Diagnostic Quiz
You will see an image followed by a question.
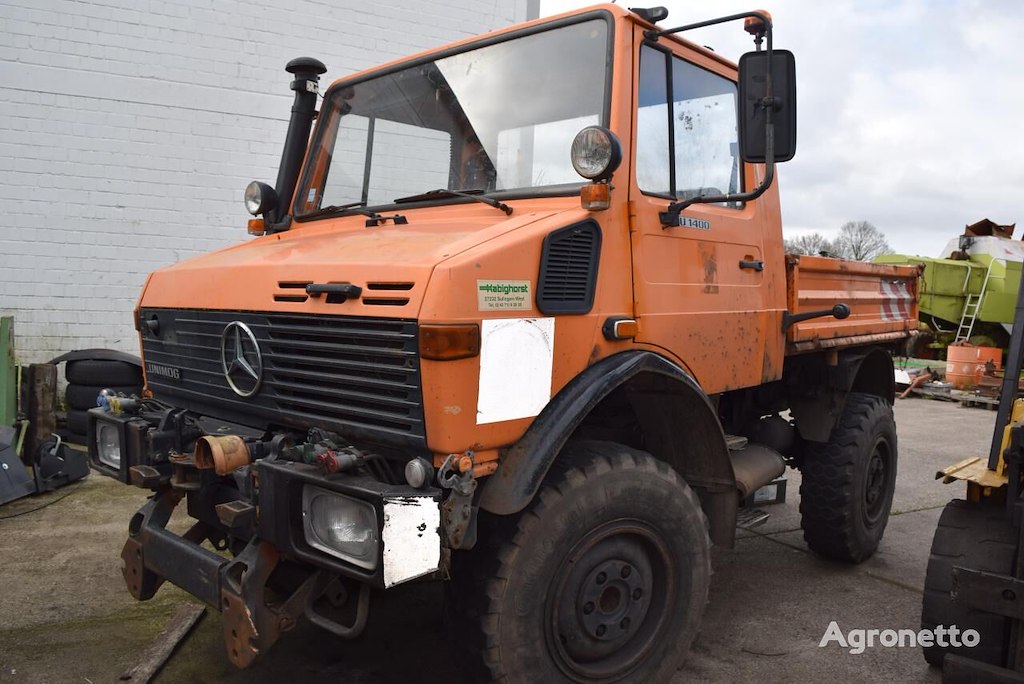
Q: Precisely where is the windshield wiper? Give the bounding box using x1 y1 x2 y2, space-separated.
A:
307 201 407 226
393 189 513 215
307 201 376 218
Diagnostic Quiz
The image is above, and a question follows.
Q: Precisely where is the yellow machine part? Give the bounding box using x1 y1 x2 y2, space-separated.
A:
935 398 1024 501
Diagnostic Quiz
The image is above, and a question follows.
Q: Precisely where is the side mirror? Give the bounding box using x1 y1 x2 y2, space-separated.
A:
737 49 796 163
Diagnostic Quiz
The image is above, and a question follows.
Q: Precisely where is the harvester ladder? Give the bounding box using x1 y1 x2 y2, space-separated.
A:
955 264 997 343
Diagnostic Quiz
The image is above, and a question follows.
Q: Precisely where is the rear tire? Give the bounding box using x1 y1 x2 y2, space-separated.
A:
451 441 711 683
66 409 89 436
799 392 898 563
65 359 142 386
921 498 1015 667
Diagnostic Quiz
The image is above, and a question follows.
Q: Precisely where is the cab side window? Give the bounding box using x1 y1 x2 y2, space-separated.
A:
636 45 741 205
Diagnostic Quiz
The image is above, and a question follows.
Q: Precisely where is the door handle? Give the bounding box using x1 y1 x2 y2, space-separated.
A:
738 259 764 272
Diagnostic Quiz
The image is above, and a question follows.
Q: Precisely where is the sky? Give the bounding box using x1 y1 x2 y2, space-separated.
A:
538 0 1023 257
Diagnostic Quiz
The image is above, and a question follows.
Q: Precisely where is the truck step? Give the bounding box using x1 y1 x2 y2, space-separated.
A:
736 508 771 529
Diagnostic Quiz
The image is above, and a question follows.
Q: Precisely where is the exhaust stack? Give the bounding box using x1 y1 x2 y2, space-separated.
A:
269 56 327 228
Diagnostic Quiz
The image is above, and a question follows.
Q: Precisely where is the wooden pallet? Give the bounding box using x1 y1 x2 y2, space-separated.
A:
909 384 957 402
951 389 1000 410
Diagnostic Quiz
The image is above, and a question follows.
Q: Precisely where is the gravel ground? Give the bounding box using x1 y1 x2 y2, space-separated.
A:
0 397 995 683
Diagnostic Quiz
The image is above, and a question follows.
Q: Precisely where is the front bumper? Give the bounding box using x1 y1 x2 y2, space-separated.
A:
88 405 444 584
123 461 443 589
112 415 443 668
95 401 444 589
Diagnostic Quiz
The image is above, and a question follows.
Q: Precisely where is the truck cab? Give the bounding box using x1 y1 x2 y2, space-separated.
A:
90 6 917 681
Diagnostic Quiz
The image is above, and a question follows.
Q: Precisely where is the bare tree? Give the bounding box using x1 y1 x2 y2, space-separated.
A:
833 221 892 261
784 232 836 256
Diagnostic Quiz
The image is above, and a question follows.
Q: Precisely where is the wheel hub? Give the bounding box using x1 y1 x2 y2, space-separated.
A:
548 522 670 680
577 558 648 643
863 439 890 524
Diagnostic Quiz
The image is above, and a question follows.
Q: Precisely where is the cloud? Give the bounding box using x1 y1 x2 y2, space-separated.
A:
540 0 1023 256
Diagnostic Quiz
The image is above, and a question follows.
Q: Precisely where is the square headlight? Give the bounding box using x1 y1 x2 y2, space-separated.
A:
302 486 379 570
95 420 122 469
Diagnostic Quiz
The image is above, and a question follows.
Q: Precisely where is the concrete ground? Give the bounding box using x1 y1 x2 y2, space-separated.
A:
0 398 995 683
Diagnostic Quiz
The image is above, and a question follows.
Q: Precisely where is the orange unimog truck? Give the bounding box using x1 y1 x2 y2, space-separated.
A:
88 5 918 681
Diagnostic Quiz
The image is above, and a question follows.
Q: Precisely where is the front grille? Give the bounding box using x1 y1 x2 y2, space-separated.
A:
140 308 424 448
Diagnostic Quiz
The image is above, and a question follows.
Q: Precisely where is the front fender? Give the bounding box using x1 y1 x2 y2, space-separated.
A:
478 351 734 519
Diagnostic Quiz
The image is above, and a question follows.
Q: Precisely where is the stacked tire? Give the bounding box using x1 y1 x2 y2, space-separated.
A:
63 358 143 444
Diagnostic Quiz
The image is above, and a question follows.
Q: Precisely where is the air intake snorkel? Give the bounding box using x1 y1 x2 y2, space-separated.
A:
267 57 327 231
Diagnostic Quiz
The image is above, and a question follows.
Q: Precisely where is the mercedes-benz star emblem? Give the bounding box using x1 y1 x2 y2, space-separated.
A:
220 321 263 397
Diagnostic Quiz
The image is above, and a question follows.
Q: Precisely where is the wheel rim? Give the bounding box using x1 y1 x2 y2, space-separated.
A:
862 436 891 525
546 521 675 681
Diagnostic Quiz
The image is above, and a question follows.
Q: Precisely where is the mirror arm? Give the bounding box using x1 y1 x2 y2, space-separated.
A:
655 10 779 228
659 158 775 227
644 10 774 41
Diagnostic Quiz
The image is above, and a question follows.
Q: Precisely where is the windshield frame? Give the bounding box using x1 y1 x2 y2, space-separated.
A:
292 9 615 222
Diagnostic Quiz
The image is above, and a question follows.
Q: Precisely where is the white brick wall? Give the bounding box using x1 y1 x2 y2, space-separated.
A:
0 0 537 363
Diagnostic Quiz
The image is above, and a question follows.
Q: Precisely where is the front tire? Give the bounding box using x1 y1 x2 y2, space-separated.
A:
454 441 711 683
800 392 898 563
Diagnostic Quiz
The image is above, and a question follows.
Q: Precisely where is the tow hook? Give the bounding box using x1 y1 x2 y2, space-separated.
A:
220 540 335 669
438 452 478 550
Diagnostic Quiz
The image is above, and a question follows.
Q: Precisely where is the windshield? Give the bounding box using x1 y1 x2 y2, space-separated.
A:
295 17 610 217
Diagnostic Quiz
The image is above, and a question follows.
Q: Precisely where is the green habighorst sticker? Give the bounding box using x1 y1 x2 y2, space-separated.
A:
477 280 531 311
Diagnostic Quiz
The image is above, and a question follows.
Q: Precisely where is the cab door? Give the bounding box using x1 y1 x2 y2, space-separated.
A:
628 33 784 393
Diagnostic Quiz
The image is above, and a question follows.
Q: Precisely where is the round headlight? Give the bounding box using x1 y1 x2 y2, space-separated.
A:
244 181 278 216
570 126 622 181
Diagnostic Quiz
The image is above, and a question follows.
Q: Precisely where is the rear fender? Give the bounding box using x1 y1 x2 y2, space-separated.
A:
787 347 895 443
